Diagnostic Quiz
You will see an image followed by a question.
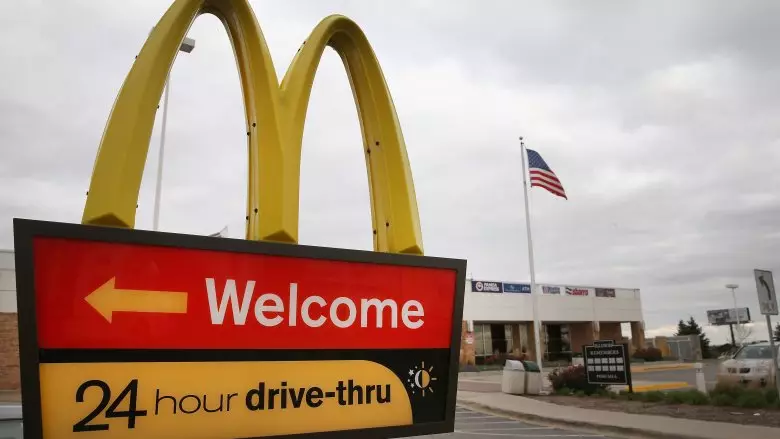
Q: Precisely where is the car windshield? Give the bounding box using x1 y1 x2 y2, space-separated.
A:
733 345 775 359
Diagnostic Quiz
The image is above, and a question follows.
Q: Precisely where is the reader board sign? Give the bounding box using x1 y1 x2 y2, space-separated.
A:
13 219 466 439
583 342 630 385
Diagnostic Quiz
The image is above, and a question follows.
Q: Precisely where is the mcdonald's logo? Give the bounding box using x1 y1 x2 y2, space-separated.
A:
82 0 423 255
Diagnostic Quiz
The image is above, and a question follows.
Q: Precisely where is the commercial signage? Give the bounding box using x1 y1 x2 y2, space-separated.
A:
542 286 561 295
706 308 752 326
565 287 591 296
584 341 632 388
503 283 531 294
471 280 502 293
594 288 616 298
14 219 466 439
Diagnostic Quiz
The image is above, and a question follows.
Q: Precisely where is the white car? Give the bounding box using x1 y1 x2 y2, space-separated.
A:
716 342 779 388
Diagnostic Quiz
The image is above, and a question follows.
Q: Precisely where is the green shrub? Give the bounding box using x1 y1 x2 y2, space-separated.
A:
642 391 665 402
711 393 735 406
574 390 587 397
710 382 744 400
735 390 768 409
555 387 573 396
683 390 709 405
632 347 663 362
764 388 779 405
664 391 688 404
548 365 606 395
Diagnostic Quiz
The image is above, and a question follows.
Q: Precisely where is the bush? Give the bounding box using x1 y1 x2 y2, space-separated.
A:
683 390 710 405
711 393 735 406
548 365 605 395
664 391 688 404
574 390 586 397
736 390 768 409
710 382 744 400
555 387 573 396
641 391 665 402
765 388 779 405
633 347 663 362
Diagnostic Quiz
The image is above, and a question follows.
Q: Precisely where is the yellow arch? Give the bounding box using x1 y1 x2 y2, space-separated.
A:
82 0 423 255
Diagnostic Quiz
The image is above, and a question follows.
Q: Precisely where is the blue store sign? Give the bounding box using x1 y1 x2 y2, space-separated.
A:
503 283 531 293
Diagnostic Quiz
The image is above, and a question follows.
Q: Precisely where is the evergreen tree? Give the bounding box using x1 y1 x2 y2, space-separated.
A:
674 316 711 358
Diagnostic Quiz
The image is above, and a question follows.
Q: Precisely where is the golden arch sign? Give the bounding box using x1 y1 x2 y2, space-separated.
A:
82 0 423 255
11 3 466 439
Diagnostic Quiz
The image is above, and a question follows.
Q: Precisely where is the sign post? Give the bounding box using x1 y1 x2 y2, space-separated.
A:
14 219 466 439
754 269 779 395
583 340 632 393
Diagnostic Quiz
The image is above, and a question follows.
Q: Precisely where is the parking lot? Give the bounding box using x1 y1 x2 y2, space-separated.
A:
424 406 616 438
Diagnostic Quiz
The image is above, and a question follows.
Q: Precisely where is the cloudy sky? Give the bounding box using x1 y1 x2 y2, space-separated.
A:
1 0 778 341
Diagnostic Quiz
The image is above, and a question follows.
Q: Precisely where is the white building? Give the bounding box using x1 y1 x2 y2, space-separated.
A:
461 279 646 366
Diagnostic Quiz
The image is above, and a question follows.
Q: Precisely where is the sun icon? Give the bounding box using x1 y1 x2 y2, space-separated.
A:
406 361 437 397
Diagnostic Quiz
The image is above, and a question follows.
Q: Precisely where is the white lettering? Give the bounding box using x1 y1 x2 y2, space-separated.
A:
360 299 398 328
205 278 255 325
330 297 357 328
288 283 298 327
301 296 327 327
205 278 427 330
254 293 284 326
401 300 424 329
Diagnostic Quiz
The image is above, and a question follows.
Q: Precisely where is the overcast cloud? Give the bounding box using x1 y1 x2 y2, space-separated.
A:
1 0 778 341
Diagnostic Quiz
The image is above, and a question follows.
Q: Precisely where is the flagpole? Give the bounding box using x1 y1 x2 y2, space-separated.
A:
520 136 543 369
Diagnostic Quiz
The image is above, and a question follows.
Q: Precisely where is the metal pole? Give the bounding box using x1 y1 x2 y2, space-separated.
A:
730 286 741 345
767 314 780 395
152 76 171 231
520 137 543 369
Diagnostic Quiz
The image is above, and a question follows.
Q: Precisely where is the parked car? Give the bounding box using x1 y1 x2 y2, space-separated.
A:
715 342 779 388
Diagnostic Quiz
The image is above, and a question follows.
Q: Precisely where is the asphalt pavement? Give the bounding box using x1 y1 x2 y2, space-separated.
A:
417 406 618 439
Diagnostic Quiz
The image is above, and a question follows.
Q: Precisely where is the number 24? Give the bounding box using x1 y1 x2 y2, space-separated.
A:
73 379 148 432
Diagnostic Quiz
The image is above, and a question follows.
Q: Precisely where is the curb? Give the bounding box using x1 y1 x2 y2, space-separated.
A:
456 398 705 439
631 381 691 392
632 364 695 373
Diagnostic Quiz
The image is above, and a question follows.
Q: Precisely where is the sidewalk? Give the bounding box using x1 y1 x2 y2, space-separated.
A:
456 390 780 439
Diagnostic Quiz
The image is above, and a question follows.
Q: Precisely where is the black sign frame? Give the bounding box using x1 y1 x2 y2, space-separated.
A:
13 218 467 439
583 341 633 392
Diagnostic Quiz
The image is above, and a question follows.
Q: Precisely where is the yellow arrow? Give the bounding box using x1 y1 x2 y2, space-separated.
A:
85 277 188 323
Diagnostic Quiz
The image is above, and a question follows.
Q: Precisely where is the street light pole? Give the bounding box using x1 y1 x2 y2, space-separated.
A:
152 36 196 231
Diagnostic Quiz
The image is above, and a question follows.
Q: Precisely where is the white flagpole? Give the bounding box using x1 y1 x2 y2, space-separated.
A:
520 136 543 368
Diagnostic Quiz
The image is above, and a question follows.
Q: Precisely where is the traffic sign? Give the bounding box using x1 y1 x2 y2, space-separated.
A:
754 269 778 316
14 219 466 439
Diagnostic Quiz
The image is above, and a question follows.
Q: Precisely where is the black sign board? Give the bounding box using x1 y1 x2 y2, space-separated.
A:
583 342 633 391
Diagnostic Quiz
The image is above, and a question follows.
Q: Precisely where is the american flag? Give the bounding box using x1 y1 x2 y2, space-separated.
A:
527 149 567 199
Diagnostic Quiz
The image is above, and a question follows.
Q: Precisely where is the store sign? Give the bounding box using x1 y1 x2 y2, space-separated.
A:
706 308 752 326
471 280 503 293
584 341 631 385
565 287 591 296
594 288 616 298
503 283 531 294
14 219 466 439
542 286 561 295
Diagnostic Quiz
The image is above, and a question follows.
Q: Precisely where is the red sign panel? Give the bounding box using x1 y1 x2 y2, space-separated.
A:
33 237 457 350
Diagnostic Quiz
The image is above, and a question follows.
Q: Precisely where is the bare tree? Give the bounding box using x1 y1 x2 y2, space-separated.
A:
733 323 754 345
